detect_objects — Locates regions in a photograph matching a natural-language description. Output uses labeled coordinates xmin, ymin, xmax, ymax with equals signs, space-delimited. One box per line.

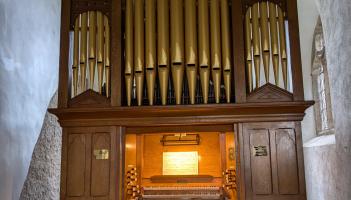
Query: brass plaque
xmin=163 ymin=152 xmax=199 ymax=175
xmin=252 ymin=146 xmax=268 ymax=156
xmin=94 ymin=149 xmax=109 ymax=160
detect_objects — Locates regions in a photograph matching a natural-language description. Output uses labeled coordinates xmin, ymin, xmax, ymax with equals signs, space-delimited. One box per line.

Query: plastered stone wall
xmin=314 ymin=0 xmax=351 ymax=199
xmin=0 ymin=0 xmax=61 ymax=199
xmin=20 ymin=92 xmax=61 ymax=200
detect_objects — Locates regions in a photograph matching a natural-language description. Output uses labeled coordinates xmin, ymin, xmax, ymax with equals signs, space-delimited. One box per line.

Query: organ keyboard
xmin=141 ymin=186 xmax=225 ymax=199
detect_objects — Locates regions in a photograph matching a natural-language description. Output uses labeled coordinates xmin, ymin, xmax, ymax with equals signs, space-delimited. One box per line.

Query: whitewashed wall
xmin=0 ymin=0 xmax=61 ymax=199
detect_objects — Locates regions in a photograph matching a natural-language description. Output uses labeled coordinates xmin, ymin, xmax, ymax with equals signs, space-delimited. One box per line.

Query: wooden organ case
xmin=50 ymin=0 xmax=313 ymax=199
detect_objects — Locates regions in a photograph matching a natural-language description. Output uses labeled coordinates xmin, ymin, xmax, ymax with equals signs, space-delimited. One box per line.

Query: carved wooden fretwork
xmin=70 ymin=0 xmax=111 ymax=28
xmin=243 ymin=0 xmax=287 ymax=12
xmin=247 ymin=83 xmax=293 ymax=103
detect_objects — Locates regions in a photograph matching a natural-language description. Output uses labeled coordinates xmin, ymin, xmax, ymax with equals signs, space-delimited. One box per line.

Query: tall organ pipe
xmin=221 ymin=0 xmax=231 ymax=103
xmin=185 ymin=0 xmax=197 ymax=104
xmin=97 ymin=11 xmax=104 ymax=94
xmin=269 ymin=3 xmax=280 ymax=86
xmin=251 ymin=3 xmax=261 ymax=88
xmin=260 ymin=2 xmax=270 ymax=82
xmin=145 ymin=0 xmax=156 ymax=105
xmin=198 ymin=0 xmax=210 ymax=104
xmin=171 ymin=0 xmax=184 ymax=105
xmin=125 ymin=0 xmax=134 ymax=106
xmin=104 ymin=16 xmax=111 ymax=98
xmin=88 ymin=11 xmax=96 ymax=90
xmin=80 ymin=13 xmax=88 ymax=91
xmin=210 ymin=0 xmax=221 ymax=103
xmin=157 ymin=0 xmax=169 ymax=105
xmin=135 ymin=0 xmax=144 ymax=106
xmin=278 ymin=7 xmax=288 ymax=89
xmin=73 ymin=17 xmax=79 ymax=96
xmin=245 ymin=8 xmax=253 ymax=92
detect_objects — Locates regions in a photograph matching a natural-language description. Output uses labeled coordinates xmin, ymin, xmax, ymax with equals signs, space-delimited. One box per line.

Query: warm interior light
xmin=125 ymin=143 xmax=133 ymax=149
xmin=163 ymin=151 xmax=199 ymax=175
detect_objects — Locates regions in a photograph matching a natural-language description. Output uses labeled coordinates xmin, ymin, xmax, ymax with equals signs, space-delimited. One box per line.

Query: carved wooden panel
xmin=242 ymin=122 xmax=306 ymax=200
xmin=275 ymin=128 xmax=299 ymax=194
xmin=67 ymin=134 xmax=86 ymax=197
xmin=249 ymin=129 xmax=272 ymax=195
xmin=62 ymin=127 xmax=119 ymax=200
xmin=91 ymin=133 xmax=111 ymax=196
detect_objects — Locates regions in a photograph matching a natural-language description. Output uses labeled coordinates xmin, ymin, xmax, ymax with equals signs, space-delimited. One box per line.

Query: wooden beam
xmin=111 ymin=0 xmax=122 ymax=106
xmin=232 ymin=0 xmax=247 ymax=103
xmin=57 ymin=0 xmax=71 ymax=108
xmin=287 ymin=0 xmax=304 ymax=101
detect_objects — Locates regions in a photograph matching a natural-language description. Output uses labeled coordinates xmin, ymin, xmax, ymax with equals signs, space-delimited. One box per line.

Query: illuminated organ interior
xmin=124 ymin=132 xmax=237 ymax=199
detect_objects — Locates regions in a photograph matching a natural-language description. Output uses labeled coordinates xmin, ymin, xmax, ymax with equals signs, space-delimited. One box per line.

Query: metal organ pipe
xmin=125 ymin=0 xmax=134 ymax=106
xmin=210 ymin=0 xmax=222 ymax=103
xmin=171 ymin=0 xmax=184 ymax=105
xmin=134 ymin=0 xmax=144 ymax=106
xmin=72 ymin=17 xmax=80 ymax=96
xmin=104 ymin=16 xmax=111 ymax=98
xmin=269 ymin=3 xmax=280 ymax=86
xmin=245 ymin=8 xmax=253 ymax=92
xmin=198 ymin=0 xmax=210 ymax=104
xmin=260 ymin=2 xmax=270 ymax=83
xmin=278 ymin=7 xmax=288 ymax=89
xmin=157 ymin=0 xmax=170 ymax=105
xmin=220 ymin=0 xmax=231 ymax=103
xmin=80 ymin=12 xmax=88 ymax=92
xmin=88 ymin=11 xmax=96 ymax=90
xmin=251 ymin=3 xmax=261 ymax=88
xmin=145 ymin=0 xmax=156 ymax=105
xmin=185 ymin=0 xmax=197 ymax=105
xmin=97 ymin=11 xmax=104 ymax=94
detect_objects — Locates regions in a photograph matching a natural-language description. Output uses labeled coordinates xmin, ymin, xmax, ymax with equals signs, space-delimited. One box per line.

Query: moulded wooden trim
xmin=49 ymin=101 xmax=313 ymax=127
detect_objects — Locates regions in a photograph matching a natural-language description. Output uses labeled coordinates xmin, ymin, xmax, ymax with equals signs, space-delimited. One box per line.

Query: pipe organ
xmin=123 ymin=0 xmax=234 ymax=106
xmin=244 ymin=1 xmax=290 ymax=92
xmin=53 ymin=0 xmax=312 ymax=199
xmin=71 ymin=11 xmax=110 ymax=97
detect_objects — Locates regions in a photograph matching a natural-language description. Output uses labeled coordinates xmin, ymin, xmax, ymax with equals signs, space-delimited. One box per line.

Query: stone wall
xmin=304 ymin=135 xmax=337 ymax=200
xmin=20 ymin=92 xmax=61 ymax=200
xmin=314 ymin=0 xmax=351 ymax=199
